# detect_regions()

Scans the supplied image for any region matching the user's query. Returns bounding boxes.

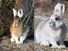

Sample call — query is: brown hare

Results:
[10,8,29,44]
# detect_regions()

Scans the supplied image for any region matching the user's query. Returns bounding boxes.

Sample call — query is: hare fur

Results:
[35,3,67,48]
[10,8,29,44]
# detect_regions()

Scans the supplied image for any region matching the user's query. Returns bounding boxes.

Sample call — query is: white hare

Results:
[35,3,67,48]
[10,8,29,44]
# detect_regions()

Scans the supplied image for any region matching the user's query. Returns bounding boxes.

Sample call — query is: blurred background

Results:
[34,0,68,16]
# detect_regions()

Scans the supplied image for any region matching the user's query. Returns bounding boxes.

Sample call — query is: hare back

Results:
[36,18,49,31]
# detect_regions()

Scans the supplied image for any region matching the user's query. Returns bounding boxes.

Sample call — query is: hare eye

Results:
[18,19,20,22]
[55,17,59,21]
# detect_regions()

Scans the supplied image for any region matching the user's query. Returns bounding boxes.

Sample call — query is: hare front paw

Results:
[10,38,15,43]
[15,41,22,44]
[40,41,50,47]
[14,37,22,44]
[15,40,23,44]
[51,45,60,48]
[50,40,60,48]
[59,45,66,48]
[51,44,66,48]
[15,37,24,44]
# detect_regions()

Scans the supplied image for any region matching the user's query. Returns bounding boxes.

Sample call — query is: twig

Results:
[21,2,33,27]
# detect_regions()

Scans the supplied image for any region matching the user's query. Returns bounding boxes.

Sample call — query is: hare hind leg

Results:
[58,40,66,48]
[40,40,50,47]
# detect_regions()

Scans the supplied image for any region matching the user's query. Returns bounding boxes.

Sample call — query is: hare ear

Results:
[18,9,23,18]
[54,3,65,15]
[61,4,65,15]
[12,8,17,17]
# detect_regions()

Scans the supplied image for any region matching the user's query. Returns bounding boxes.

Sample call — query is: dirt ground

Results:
[0,36,34,51]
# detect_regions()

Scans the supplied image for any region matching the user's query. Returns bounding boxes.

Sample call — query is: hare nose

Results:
[51,21,55,27]
[49,21,55,27]
[53,22,55,27]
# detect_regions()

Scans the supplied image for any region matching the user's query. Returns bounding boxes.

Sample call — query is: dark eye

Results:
[55,17,59,21]
[18,19,20,22]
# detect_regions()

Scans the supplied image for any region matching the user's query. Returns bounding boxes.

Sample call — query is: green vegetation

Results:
[0,26,4,36]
